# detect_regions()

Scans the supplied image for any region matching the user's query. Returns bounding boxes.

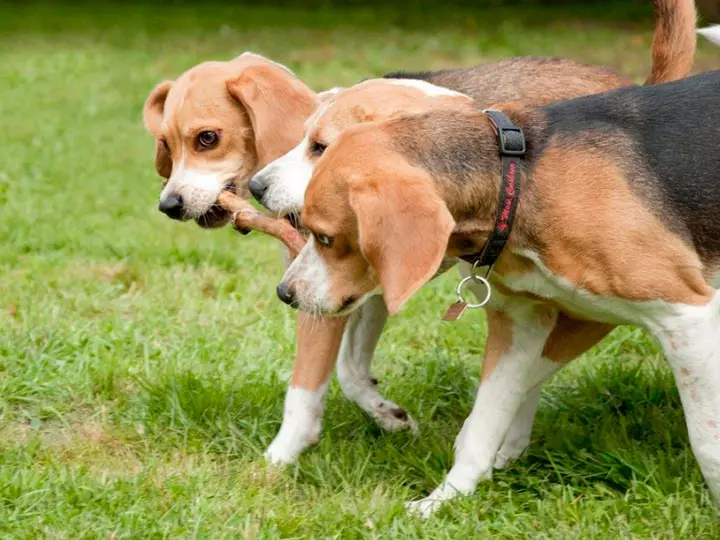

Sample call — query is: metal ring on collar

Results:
[455,274,492,309]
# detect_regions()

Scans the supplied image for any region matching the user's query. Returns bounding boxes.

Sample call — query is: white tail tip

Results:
[698,25,720,47]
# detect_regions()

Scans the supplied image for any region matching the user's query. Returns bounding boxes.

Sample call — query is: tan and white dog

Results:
[143,52,317,227]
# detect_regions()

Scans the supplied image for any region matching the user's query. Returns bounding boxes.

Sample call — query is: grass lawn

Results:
[1,1,720,537]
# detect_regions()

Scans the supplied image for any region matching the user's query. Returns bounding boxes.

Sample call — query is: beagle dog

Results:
[142,1,698,468]
[143,52,317,227]
[278,69,720,516]
[251,0,698,465]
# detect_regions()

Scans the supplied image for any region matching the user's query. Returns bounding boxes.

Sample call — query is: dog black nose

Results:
[158,194,185,219]
[276,282,298,308]
[248,175,267,202]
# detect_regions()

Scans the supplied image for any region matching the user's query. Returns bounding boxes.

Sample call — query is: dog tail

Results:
[645,0,697,85]
[697,25,720,47]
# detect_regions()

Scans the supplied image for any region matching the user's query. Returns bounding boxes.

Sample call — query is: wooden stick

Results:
[217,191,306,257]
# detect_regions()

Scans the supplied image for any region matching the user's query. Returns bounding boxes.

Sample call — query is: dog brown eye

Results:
[197,130,219,149]
[309,140,327,156]
[314,233,333,248]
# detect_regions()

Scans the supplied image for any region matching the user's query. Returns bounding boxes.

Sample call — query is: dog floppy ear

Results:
[153,139,172,179]
[143,81,173,178]
[348,169,455,315]
[143,80,172,136]
[227,64,317,167]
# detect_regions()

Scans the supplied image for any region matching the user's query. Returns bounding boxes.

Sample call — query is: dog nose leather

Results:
[276,282,298,308]
[158,193,184,219]
[248,175,268,201]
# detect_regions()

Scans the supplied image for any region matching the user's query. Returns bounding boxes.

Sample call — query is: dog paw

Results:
[264,428,319,466]
[371,401,419,433]
[493,436,530,470]
[263,442,297,466]
[405,497,442,518]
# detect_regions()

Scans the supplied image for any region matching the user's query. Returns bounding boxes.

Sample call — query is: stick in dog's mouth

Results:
[216,191,306,258]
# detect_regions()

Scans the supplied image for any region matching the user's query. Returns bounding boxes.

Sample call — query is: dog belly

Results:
[498,250,681,326]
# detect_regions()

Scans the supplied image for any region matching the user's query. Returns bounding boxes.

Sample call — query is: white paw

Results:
[493,439,530,470]
[263,440,298,466]
[493,446,523,470]
[264,424,320,465]
[370,401,419,433]
[405,496,443,518]
[264,387,323,465]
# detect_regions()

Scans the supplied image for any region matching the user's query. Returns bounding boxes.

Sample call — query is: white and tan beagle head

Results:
[276,121,459,316]
[143,53,317,227]
[249,78,471,216]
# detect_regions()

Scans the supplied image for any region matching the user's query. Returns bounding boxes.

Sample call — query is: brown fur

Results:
[295,0,695,189]
[302,127,455,315]
[291,313,347,390]
[530,142,711,305]
[480,310,514,381]
[297,92,714,317]
[646,0,697,84]
[541,315,615,364]
[228,63,317,167]
[143,54,317,203]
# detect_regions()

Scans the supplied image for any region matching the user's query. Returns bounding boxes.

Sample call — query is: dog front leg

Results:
[264,313,347,465]
[407,304,560,517]
[336,295,417,432]
[494,316,615,469]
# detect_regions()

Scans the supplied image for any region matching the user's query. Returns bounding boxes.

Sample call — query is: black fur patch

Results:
[542,70,720,261]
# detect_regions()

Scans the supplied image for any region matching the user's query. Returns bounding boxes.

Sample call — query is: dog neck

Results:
[393,104,545,268]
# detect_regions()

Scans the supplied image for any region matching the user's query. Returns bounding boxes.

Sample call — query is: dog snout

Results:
[248,174,268,202]
[276,282,298,308]
[158,193,185,220]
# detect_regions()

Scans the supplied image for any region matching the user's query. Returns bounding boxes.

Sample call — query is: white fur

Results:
[253,136,313,214]
[317,86,343,101]
[493,386,542,470]
[265,384,327,465]
[646,291,720,503]
[283,237,333,312]
[502,249,676,325]
[409,253,720,517]
[711,270,720,289]
[387,79,468,98]
[337,295,418,432]
[407,298,561,518]
[698,26,720,47]
[160,156,225,217]
[460,261,545,469]
[264,294,416,466]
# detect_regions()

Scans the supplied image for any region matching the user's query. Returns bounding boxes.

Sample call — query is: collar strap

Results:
[459,109,525,268]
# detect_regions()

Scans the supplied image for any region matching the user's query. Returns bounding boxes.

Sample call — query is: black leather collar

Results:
[459,109,525,269]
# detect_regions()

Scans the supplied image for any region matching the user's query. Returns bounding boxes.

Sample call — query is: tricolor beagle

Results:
[141,1,699,472]
[278,69,720,516]
[252,0,698,466]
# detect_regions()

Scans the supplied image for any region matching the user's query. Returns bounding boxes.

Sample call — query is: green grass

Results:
[1,1,720,537]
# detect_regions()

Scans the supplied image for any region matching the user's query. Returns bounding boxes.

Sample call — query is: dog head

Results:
[276,120,457,316]
[249,78,471,216]
[143,53,317,228]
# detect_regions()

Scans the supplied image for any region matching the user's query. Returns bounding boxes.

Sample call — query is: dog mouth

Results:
[195,183,238,229]
[195,206,231,229]
[284,212,302,231]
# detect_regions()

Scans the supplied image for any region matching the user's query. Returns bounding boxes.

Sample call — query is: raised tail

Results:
[645,0,697,85]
